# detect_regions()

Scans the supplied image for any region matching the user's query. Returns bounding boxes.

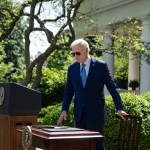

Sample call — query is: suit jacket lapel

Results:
[76,62,83,88]
[85,57,96,88]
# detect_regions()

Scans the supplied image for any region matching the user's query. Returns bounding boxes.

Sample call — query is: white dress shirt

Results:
[80,55,91,78]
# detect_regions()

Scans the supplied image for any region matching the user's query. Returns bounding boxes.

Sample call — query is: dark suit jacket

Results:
[62,57,124,122]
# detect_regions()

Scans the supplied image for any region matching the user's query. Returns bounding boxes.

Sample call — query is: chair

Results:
[117,115,142,150]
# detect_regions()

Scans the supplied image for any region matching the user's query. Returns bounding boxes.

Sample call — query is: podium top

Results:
[0,82,42,116]
[17,126,103,140]
[0,82,41,92]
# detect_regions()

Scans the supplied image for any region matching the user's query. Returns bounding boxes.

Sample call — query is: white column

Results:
[140,16,150,93]
[128,52,139,90]
[103,26,114,95]
[103,26,114,78]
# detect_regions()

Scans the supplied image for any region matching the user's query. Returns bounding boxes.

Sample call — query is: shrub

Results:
[37,67,67,107]
[38,92,150,150]
[128,79,139,90]
[38,102,75,126]
[105,93,150,150]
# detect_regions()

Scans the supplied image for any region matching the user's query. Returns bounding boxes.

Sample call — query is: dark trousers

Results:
[75,108,105,150]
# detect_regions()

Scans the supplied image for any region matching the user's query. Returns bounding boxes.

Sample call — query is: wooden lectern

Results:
[17,126,103,150]
[0,83,41,150]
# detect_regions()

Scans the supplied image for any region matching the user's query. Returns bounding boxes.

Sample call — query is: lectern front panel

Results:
[0,83,41,116]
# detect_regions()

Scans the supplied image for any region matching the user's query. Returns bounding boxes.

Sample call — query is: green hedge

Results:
[38,92,150,150]
[104,92,150,150]
[37,67,67,107]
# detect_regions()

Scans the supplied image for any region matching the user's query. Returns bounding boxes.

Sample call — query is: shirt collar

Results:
[80,55,91,67]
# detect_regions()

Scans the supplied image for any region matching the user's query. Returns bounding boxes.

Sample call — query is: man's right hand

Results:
[57,110,67,126]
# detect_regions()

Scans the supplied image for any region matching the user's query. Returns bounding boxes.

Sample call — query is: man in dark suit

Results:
[57,39,127,150]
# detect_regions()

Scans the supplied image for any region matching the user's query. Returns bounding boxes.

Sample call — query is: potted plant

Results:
[128,79,139,91]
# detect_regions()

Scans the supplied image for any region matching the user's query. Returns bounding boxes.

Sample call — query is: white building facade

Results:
[74,0,150,94]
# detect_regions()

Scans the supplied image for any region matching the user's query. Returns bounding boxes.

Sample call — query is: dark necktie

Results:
[80,64,86,87]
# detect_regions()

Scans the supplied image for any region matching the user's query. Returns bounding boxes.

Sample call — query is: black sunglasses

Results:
[71,52,81,57]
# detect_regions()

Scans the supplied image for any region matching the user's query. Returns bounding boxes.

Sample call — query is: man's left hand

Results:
[118,110,128,121]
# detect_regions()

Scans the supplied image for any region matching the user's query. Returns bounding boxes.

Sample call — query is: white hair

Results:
[70,39,90,51]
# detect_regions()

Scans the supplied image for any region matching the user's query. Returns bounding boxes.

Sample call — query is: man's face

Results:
[71,44,88,63]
